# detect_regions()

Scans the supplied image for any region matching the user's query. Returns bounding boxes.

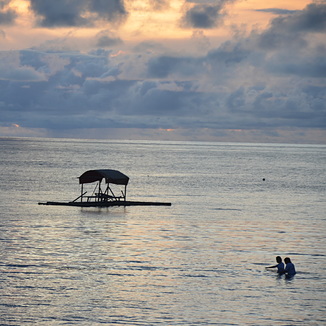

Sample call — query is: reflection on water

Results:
[1,138,325,325]
[2,206,325,325]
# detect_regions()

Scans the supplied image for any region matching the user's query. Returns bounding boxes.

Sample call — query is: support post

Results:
[81,184,83,202]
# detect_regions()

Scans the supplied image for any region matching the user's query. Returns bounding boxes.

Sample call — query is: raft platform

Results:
[38,200,171,207]
[38,169,171,208]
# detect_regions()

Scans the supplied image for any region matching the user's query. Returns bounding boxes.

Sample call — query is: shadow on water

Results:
[79,207,128,215]
[212,208,242,211]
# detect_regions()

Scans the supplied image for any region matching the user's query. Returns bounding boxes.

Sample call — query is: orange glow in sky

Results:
[2,0,313,48]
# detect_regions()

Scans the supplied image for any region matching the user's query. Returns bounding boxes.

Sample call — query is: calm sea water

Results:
[0,137,325,325]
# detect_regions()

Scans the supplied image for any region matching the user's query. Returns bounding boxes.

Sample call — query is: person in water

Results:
[283,257,296,277]
[266,256,285,274]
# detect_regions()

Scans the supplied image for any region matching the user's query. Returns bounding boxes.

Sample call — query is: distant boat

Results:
[38,169,171,207]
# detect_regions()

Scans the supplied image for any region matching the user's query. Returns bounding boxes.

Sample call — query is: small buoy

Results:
[262,178,265,181]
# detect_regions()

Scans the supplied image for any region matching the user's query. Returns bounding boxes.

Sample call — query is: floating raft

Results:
[38,200,171,207]
[38,169,171,208]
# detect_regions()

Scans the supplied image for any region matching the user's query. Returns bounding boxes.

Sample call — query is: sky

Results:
[0,0,325,143]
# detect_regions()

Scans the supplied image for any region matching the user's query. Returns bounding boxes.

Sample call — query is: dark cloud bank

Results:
[0,1,325,142]
[29,0,128,27]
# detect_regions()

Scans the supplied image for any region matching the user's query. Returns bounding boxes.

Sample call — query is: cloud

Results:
[206,40,250,66]
[88,0,128,24]
[29,0,87,27]
[0,51,47,81]
[286,2,326,33]
[180,0,234,29]
[253,3,326,80]
[29,0,128,27]
[96,30,123,48]
[258,2,326,50]
[132,41,167,54]
[181,3,223,29]
[149,0,170,11]
[146,39,250,81]
[266,48,326,78]
[0,49,123,127]
[0,0,17,25]
[147,55,202,78]
[255,8,298,15]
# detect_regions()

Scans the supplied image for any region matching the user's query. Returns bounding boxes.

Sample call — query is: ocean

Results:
[0,137,325,325]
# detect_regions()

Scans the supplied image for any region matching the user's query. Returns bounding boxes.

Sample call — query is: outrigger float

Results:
[38,169,171,207]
